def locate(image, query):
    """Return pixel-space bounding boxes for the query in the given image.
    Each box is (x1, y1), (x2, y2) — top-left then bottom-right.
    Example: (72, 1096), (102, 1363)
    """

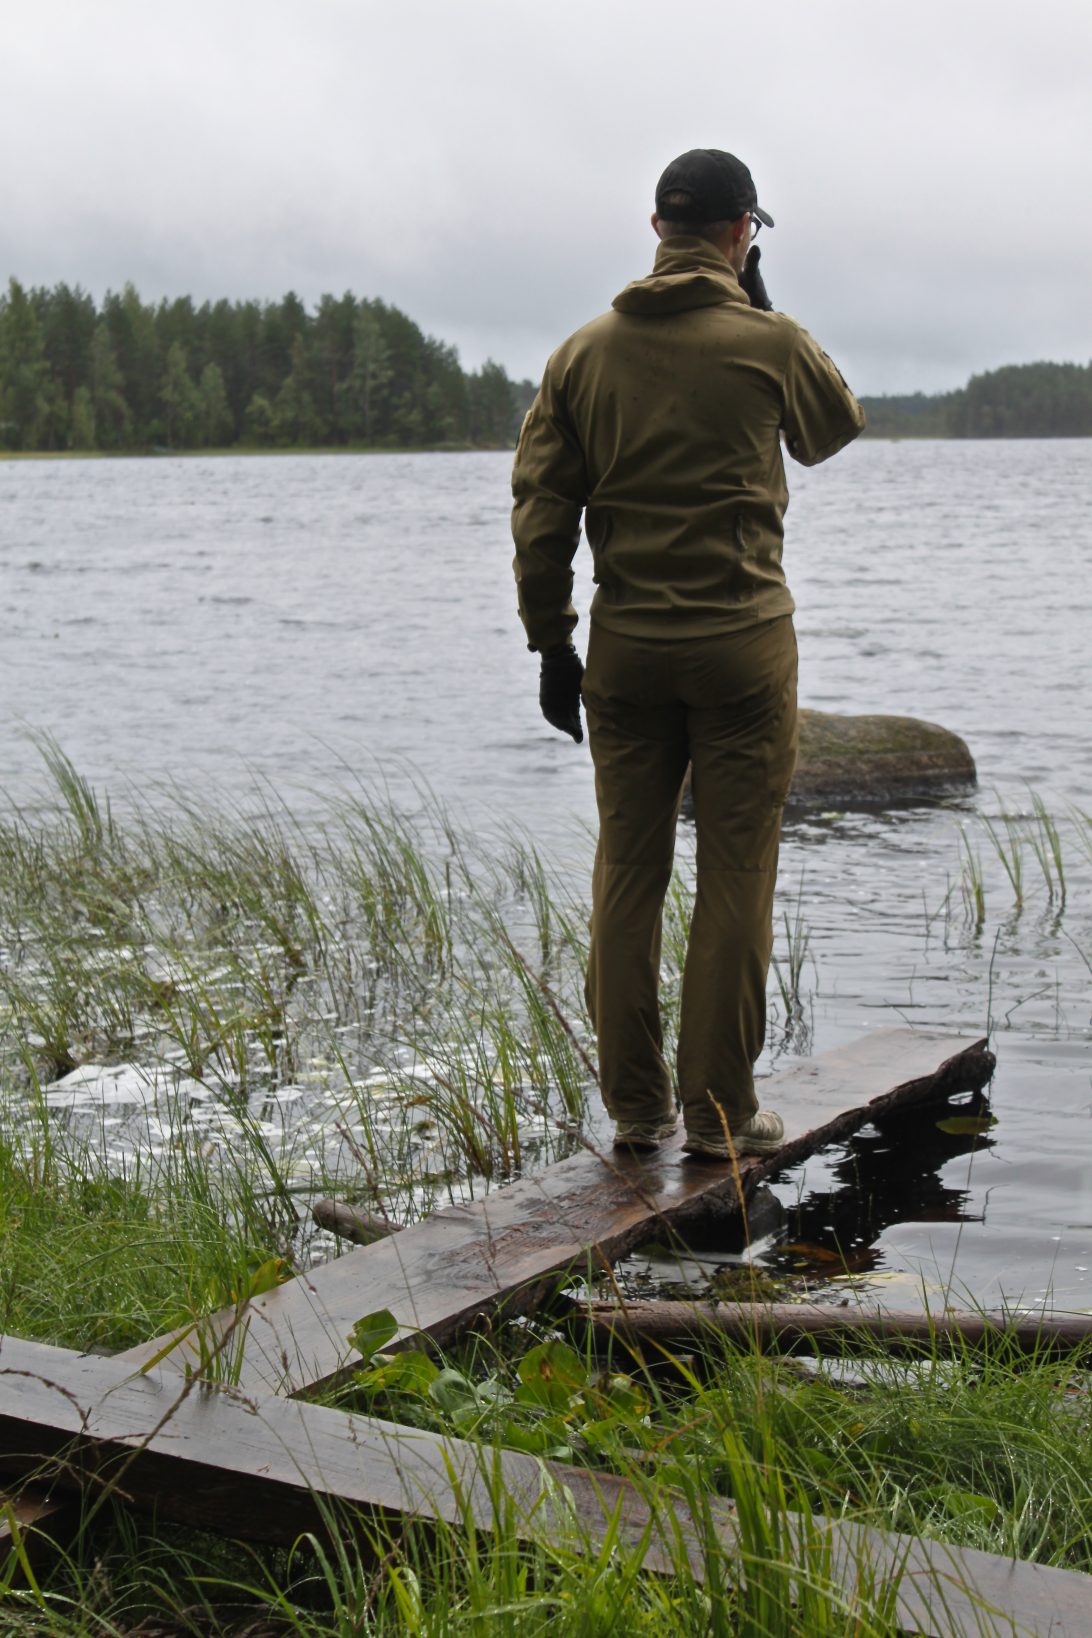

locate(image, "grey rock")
(789, 710), (976, 807)
(682, 710), (976, 815)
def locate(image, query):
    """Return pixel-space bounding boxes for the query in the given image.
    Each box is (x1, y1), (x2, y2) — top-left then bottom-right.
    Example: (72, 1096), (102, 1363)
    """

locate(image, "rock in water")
(790, 711), (976, 807)
(681, 710), (976, 815)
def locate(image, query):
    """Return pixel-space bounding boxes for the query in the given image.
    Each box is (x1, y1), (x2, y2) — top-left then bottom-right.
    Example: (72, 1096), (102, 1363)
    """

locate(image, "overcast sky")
(3, 0), (1090, 395)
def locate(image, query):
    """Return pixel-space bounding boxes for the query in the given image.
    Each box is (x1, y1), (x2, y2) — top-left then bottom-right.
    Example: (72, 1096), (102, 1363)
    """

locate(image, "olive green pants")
(582, 617), (798, 1146)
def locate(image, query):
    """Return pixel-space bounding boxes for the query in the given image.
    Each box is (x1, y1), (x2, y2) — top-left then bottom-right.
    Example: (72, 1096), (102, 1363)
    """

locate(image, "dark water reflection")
(767, 1103), (993, 1281)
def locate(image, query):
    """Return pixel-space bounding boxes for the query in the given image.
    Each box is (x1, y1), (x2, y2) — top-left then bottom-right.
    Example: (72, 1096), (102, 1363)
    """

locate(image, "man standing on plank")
(511, 149), (863, 1160)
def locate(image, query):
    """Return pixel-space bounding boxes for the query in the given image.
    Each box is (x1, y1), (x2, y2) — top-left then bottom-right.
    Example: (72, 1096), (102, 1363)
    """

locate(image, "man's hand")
(539, 643), (585, 742)
(740, 244), (773, 311)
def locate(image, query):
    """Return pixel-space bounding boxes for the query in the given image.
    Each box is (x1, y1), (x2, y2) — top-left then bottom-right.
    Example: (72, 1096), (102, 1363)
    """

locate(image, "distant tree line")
(4, 276), (1088, 452)
(0, 277), (537, 453)
(861, 361), (1092, 439)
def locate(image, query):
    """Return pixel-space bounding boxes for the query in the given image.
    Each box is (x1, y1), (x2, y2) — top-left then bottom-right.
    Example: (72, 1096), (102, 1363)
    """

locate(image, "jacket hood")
(611, 236), (749, 316)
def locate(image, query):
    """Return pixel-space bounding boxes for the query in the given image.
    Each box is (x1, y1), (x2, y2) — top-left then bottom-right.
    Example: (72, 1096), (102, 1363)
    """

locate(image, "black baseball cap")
(655, 149), (774, 228)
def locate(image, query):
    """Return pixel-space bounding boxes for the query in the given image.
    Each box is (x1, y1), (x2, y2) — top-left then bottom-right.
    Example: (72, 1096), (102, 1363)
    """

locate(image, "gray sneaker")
(682, 1110), (785, 1160)
(612, 1116), (678, 1152)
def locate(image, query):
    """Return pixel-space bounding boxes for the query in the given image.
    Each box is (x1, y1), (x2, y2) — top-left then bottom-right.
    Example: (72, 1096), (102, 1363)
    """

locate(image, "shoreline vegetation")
(860, 362), (1092, 439)
(0, 442), (496, 461)
(2, 277), (1091, 456)
(0, 279), (536, 459)
(3, 751), (1092, 1631)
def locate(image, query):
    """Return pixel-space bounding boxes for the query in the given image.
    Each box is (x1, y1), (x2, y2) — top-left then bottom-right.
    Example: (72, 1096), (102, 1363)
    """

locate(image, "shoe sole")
(682, 1138), (783, 1160)
(613, 1126), (678, 1153)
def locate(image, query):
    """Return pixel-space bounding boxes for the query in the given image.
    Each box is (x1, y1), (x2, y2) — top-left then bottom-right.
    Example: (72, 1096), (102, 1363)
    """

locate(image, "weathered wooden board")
(749, 1028), (993, 1166)
(3, 1333), (1089, 1637)
(578, 1300), (1092, 1358)
(118, 1030), (992, 1399)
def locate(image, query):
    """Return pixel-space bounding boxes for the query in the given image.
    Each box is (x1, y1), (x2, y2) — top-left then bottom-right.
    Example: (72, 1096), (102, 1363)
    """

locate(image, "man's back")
(513, 235), (863, 647)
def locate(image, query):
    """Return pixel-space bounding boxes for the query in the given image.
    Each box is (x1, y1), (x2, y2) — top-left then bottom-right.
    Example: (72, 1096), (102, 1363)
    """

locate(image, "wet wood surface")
(578, 1300), (1092, 1358)
(3, 1332), (1090, 1636)
(118, 1030), (993, 1399)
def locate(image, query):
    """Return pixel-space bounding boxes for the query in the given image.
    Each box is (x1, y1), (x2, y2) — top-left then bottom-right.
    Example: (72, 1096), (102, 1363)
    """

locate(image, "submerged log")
(578, 1300), (1092, 1359)
(312, 1198), (403, 1245)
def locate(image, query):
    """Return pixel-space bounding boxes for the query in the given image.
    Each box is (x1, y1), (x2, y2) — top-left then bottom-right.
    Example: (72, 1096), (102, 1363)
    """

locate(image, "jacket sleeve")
(782, 326), (866, 467)
(511, 360), (589, 651)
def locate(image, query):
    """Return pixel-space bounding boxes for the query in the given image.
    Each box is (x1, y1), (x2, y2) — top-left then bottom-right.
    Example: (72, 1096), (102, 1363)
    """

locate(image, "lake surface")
(2, 442), (1091, 1312)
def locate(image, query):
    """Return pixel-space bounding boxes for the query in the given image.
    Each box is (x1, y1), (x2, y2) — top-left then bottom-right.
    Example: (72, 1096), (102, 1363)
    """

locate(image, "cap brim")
(753, 203), (774, 228)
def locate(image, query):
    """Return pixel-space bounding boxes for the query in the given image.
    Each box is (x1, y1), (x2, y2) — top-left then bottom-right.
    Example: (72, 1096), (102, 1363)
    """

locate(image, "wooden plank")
(749, 1029), (994, 1165)
(3, 1333), (1090, 1637)
(117, 1030), (993, 1399)
(577, 1300), (1092, 1358)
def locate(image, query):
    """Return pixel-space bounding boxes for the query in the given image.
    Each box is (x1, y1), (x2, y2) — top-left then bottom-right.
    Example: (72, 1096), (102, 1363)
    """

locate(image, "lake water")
(2, 443), (1091, 1313)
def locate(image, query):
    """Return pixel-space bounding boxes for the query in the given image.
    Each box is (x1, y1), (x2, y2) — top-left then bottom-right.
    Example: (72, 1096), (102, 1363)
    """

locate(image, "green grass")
(960, 790), (1087, 923)
(3, 756), (1091, 1632)
(0, 1119), (271, 1352)
(0, 747), (607, 1368)
(0, 741), (600, 1226)
(334, 1316), (1092, 1573)
(7, 1309), (1089, 1633)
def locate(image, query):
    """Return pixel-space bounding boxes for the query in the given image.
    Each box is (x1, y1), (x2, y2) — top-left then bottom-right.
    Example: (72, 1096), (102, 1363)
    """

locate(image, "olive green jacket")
(511, 236), (864, 651)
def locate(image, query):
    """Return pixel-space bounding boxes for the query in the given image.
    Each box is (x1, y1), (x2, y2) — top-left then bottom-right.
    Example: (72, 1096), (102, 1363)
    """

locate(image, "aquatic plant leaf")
(499, 1416), (572, 1460)
(577, 1416), (624, 1452)
(515, 1340), (587, 1408)
(428, 1367), (481, 1422)
(936, 1114), (998, 1135)
(239, 1256), (290, 1301)
(597, 1372), (650, 1418)
(348, 1307), (398, 1362)
(355, 1350), (438, 1398)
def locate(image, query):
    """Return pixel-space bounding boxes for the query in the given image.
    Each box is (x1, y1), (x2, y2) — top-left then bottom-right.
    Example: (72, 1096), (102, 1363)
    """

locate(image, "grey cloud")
(2, 0), (1089, 395)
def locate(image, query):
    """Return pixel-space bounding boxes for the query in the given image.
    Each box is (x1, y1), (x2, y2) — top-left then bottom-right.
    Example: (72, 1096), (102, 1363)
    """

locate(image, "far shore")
(0, 442), (516, 462)
(4, 433), (1091, 463)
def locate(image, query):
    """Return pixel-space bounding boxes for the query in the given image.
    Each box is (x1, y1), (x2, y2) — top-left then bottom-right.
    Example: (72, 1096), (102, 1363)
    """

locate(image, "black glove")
(539, 643), (584, 743)
(740, 244), (773, 311)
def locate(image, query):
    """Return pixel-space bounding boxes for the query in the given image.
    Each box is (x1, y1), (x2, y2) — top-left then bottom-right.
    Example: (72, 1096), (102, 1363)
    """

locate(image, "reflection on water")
(766, 1099), (993, 1282)
(616, 1093), (1001, 1305)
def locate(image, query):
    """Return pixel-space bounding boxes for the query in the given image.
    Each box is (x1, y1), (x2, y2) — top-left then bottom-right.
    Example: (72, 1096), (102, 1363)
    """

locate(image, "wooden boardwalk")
(120, 1028), (994, 1397)
(4, 1332), (1092, 1637)
(10, 1027), (1090, 1633)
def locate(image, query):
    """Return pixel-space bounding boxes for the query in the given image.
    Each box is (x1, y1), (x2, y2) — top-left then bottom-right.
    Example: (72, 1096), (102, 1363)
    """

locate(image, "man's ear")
(651, 212), (663, 239)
